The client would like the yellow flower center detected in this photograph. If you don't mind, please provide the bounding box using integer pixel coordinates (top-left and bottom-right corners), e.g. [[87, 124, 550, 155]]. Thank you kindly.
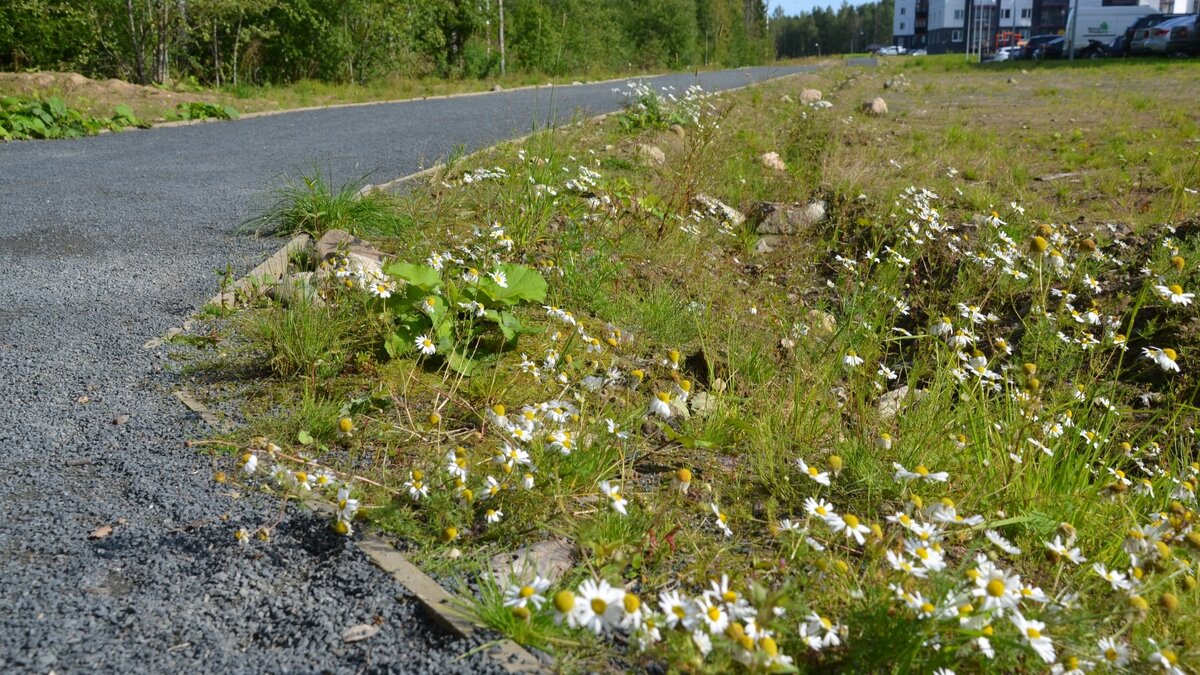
[[1026, 627, 1041, 640], [843, 514, 860, 528], [722, 590, 737, 603], [1105, 648, 1118, 661], [808, 466, 819, 477], [920, 602, 935, 614], [673, 605, 687, 619], [707, 607, 721, 621], [590, 598, 608, 615], [553, 590, 575, 613], [761, 636, 778, 656], [986, 579, 1006, 597], [915, 464, 929, 476], [519, 586, 535, 598], [1170, 284, 1184, 295], [623, 594, 641, 613]]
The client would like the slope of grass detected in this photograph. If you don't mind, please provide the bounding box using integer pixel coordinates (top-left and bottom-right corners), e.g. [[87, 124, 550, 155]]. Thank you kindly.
[[193, 58, 1200, 673]]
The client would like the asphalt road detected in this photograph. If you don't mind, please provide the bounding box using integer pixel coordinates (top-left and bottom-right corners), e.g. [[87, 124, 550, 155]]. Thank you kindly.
[[0, 65, 816, 674]]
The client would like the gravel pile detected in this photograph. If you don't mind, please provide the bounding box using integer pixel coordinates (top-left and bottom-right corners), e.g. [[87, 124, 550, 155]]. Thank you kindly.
[[0, 65, 813, 673]]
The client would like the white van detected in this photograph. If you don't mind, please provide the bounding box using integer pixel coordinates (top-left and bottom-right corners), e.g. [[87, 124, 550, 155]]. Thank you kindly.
[[1065, 5, 1157, 56]]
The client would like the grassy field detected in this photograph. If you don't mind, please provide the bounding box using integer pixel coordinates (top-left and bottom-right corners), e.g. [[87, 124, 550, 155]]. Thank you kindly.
[[191, 55, 1200, 672]]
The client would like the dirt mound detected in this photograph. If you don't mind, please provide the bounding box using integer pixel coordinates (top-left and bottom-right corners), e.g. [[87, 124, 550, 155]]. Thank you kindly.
[[0, 71, 230, 121]]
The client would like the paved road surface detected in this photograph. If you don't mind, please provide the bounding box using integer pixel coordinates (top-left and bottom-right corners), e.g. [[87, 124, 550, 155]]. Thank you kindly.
[[0, 65, 816, 674]]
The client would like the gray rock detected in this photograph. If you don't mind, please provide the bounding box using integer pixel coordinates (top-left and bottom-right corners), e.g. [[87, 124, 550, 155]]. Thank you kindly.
[[491, 84, 503, 92], [779, 94, 794, 104], [752, 200, 827, 235], [636, 144, 666, 166], [760, 151, 787, 172], [755, 235, 784, 254], [491, 539, 574, 587], [315, 229, 387, 278], [863, 97, 888, 116], [800, 88, 823, 104], [692, 193, 745, 227]]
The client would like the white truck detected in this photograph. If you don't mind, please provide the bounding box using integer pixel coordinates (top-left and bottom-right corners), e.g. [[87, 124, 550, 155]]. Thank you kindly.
[[1065, 4, 1157, 57]]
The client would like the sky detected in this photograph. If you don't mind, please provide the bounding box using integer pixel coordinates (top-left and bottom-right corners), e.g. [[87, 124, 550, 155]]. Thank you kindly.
[[768, 0, 876, 16]]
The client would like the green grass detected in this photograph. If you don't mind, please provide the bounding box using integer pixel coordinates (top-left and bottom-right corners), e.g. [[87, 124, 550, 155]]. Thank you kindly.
[[252, 170, 406, 237], [189, 58, 1200, 673]]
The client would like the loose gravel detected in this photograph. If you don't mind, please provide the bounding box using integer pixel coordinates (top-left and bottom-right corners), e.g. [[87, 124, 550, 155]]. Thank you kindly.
[[0, 65, 815, 674]]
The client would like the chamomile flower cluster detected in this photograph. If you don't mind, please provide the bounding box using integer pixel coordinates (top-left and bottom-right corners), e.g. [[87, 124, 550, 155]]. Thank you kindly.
[[537, 573, 798, 670]]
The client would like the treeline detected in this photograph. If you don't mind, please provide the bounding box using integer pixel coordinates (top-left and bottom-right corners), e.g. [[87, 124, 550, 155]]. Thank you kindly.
[[0, 0, 771, 86], [771, 0, 895, 57]]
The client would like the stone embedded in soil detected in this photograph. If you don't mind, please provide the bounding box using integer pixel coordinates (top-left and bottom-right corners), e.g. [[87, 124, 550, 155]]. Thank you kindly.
[[315, 229, 388, 277], [759, 151, 787, 172], [800, 88, 823, 104], [636, 144, 666, 166], [490, 538, 574, 587], [863, 97, 888, 116], [752, 200, 827, 235], [692, 193, 745, 228]]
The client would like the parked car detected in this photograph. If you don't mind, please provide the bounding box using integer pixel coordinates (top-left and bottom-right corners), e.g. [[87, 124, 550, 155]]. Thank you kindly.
[[1124, 13, 1184, 55], [1033, 36, 1066, 60], [877, 45, 908, 56], [1144, 14, 1200, 55], [989, 46, 1021, 62], [908, 48, 928, 56], [1019, 35, 1062, 59]]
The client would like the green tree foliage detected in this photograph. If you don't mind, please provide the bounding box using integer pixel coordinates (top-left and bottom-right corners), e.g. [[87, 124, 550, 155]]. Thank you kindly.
[[770, 0, 895, 58], [0, 0, 771, 86]]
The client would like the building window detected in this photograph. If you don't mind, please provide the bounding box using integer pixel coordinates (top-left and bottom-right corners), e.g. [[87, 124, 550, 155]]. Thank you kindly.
[[901, 7, 906, 14], [952, 29, 962, 41], [953, 9, 964, 20], [1002, 8, 1011, 18], [900, 21, 906, 29], [1021, 8, 1031, 17]]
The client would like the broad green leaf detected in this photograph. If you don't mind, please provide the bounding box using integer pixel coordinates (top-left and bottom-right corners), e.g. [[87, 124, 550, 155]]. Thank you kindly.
[[223, 105, 240, 119], [385, 262, 441, 291], [384, 331, 416, 359], [297, 430, 314, 445], [479, 263, 546, 305], [496, 310, 541, 341], [45, 97, 67, 119]]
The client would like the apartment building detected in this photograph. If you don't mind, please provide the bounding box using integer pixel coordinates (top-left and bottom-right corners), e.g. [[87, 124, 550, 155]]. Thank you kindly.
[[892, 0, 1189, 54]]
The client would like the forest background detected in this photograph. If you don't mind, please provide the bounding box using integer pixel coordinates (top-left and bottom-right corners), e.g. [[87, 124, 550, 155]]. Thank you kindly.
[[0, 0, 893, 89]]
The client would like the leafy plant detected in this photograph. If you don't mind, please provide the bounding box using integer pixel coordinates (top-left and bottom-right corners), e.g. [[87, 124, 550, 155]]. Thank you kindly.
[[0, 95, 147, 142], [171, 101, 240, 121], [380, 261, 547, 375]]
